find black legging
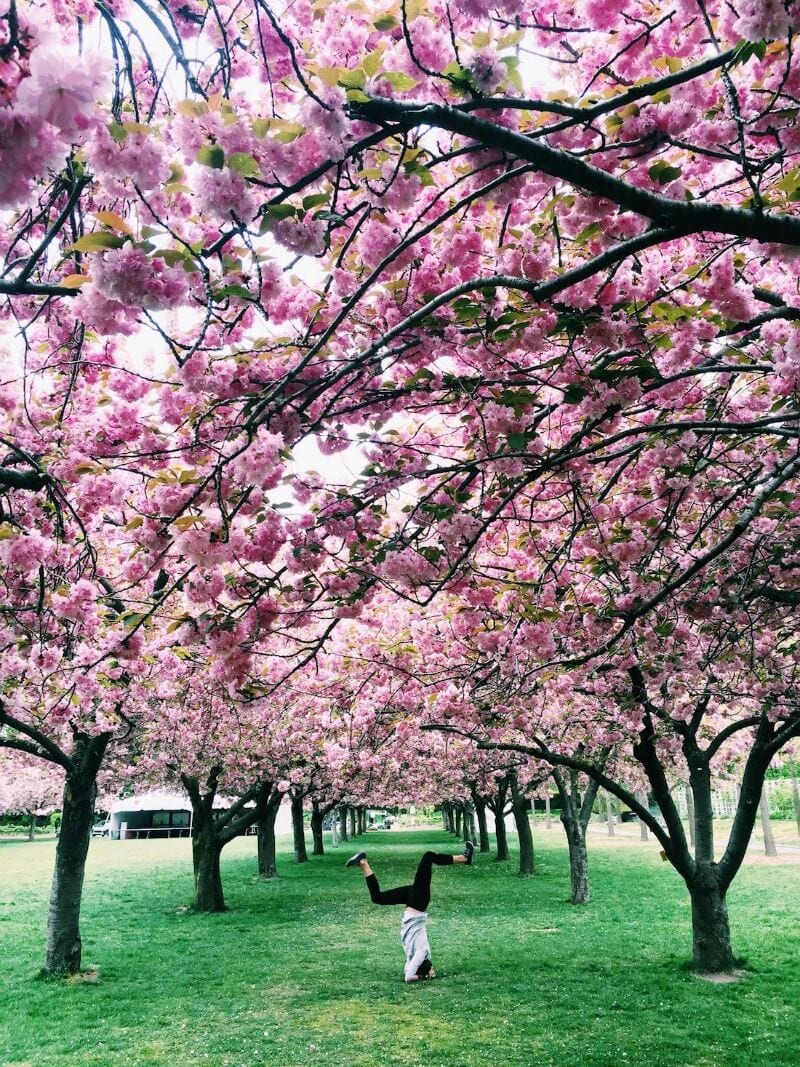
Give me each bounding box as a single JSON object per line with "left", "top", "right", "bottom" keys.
{"left": 365, "top": 851, "right": 454, "bottom": 911}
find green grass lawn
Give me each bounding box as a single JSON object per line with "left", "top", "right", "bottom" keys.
{"left": 1, "top": 828, "right": 798, "bottom": 1067}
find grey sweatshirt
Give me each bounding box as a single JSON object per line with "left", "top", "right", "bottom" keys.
{"left": 400, "top": 910, "right": 431, "bottom": 982}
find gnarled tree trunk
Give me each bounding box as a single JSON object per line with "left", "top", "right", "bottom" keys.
{"left": 258, "top": 789, "right": 282, "bottom": 878}
{"left": 43, "top": 733, "right": 110, "bottom": 976}
{"left": 291, "top": 794, "right": 308, "bottom": 863}
{"left": 192, "top": 820, "right": 225, "bottom": 913}
{"left": 184, "top": 771, "right": 263, "bottom": 910}
{"left": 311, "top": 800, "right": 334, "bottom": 856}
{"left": 471, "top": 790, "right": 490, "bottom": 853}
{"left": 553, "top": 765, "right": 602, "bottom": 906}
{"left": 687, "top": 863, "right": 734, "bottom": 972}
{"left": 510, "top": 772, "right": 535, "bottom": 876}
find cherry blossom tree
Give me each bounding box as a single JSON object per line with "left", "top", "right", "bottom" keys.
{"left": 0, "top": 751, "right": 61, "bottom": 838}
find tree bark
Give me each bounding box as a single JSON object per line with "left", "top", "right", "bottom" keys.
{"left": 494, "top": 812, "right": 509, "bottom": 861}
{"left": 454, "top": 805, "right": 462, "bottom": 838}
{"left": 184, "top": 771, "right": 263, "bottom": 909}
{"left": 43, "top": 773, "right": 95, "bottom": 973}
{"left": 441, "top": 803, "right": 450, "bottom": 832}
{"left": 192, "top": 823, "right": 225, "bottom": 912}
{"left": 338, "top": 806, "right": 348, "bottom": 842}
{"left": 29, "top": 812, "right": 36, "bottom": 841}
{"left": 292, "top": 794, "right": 308, "bottom": 863}
{"left": 348, "top": 806, "right": 356, "bottom": 839}
{"left": 688, "top": 864, "right": 735, "bottom": 973}
{"left": 759, "top": 789, "right": 778, "bottom": 857}
{"left": 463, "top": 802, "right": 477, "bottom": 843}
{"left": 257, "top": 790, "right": 282, "bottom": 879}
{"left": 510, "top": 773, "right": 535, "bottom": 876}
{"left": 311, "top": 800, "right": 332, "bottom": 856}
{"left": 472, "top": 792, "right": 490, "bottom": 853}
{"left": 553, "top": 767, "right": 600, "bottom": 905}
{"left": 43, "top": 733, "right": 110, "bottom": 976}
{"left": 489, "top": 777, "right": 511, "bottom": 861}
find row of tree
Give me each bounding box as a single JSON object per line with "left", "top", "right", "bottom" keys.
{"left": 2, "top": 0, "right": 800, "bottom": 977}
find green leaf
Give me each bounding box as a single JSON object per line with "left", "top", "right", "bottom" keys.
{"left": 271, "top": 122, "right": 306, "bottom": 143}
{"left": 374, "top": 14, "right": 399, "bottom": 30}
{"left": 775, "top": 167, "right": 800, "bottom": 194}
{"left": 507, "top": 432, "right": 529, "bottom": 451}
{"left": 215, "top": 284, "right": 254, "bottom": 301}
{"left": 302, "top": 192, "right": 329, "bottom": 210}
{"left": 153, "top": 249, "right": 190, "bottom": 266}
{"left": 108, "top": 122, "right": 127, "bottom": 145}
{"left": 262, "top": 203, "right": 298, "bottom": 220}
{"left": 574, "top": 222, "right": 603, "bottom": 244}
{"left": 196, "top": 145, "right": 225, "bottom": 169}
{"left": 66, "top": 231, "right": 127, "bottom": 253}
{"left": 228, "top": 152, "right": 260, "bottom": 177}
{"left": 562, "top": 383, "right": 588, "bottom": 404}
{"left": 649, "top": 160, "right": 682, "bottom": 184}
{"left": 346, "top": 88, "right": 372, "bottom": 104}
{"left": 338, "top": 68, "right": 366, "bottom": 90}
{"left": 730, "top": 38, "right": 767, "bottom": 66}
{"left": 380, "top": 71, "right": 419, "bottom": 92}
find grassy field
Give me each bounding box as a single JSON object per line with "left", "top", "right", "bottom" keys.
{"left": 1, "top": 828, "right": 798, "bottom": 1067}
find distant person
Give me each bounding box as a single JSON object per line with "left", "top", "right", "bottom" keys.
{"left": 345, "top": 843, "right": 474, "bottom": 982}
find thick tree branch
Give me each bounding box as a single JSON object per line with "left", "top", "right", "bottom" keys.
{"left": 349, "top": 97, "right": 800, "bottom": 244}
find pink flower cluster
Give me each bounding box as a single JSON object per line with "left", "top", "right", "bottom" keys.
{"left": 94, "top": 246, "right": 189, "bottom": 311}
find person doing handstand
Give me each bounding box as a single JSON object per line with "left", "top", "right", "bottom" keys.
{"left": 345, "top": 842, "right": 474, "bottom": 982}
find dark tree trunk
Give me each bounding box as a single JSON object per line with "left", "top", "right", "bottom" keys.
{"left": 454, "top": 805, "right": 462, "bottom": 837}
{"left": 348, "top": 806, "right": 356, "bottom": 839}
{"left": 43, "top": 733, "right": 110, "bottom": 976}
{"left": 184, "top": 771, "right": 263, "bottom": 909}
{"left": 489, "top": 777, "right": 511, "bottom": 861}
{"left": 43, "top": 766, "right": 97, "bottom": 974}
{"left": 494, "top": 812, "right": 509, "bottom": 860}
{"left": 257, "top": 790, "right": 282, "bottom": 879}
{"left": 292, "top": 795, "right": 308, "bottom": 863}
{"left": 338, "top": 807, "right": 348, "bottom": 842}
{"left": 688, "top": 864, "right": 735, "bottom": 972}
{"left": 29, "top": 812, "right": 36, "bottom": 841}
{"left": 358, "top": 807, "right": 367, "bottom": 835}
{"left": 566, "top": 824, "right": 590, "bottom": 903}
{"left": 192, "top": 823, "right": 225, "bottom": 912}
{"left": 510, "top": 773, "right": 535, "bottom": 876}
{"left": 442, "top": 802, "right": 452, "bottom": 832}
{"left": 310, "top": 802, "right": 326, "bottom": 856}
{"left": 473, "top": 793, "right": 490, "bottom": 853}
{"left": 463, "top": 803, "right": 477, "bottom": 843}
{"left": 553, "top": 767, "right": 600, "bottom": 905}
